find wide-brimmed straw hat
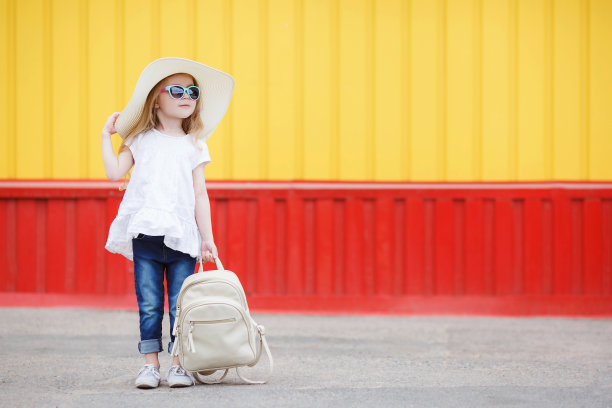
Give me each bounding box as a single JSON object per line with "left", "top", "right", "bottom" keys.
{"left": 115, "top": 57, "right": 235, "bottom": 141}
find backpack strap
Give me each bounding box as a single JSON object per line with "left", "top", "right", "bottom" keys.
{"left": 194, "top": 369, "right": 229, "bottom": 385}
{"left": 235, "top": 324, "right": 274, "bottom": 384}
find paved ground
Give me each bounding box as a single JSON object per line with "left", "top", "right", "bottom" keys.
{"left": 0, "top": 308, "right": 610, "bottom": 408}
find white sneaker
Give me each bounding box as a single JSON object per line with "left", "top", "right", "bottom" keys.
{"left": 135, "top": 364, "right": 160, "bottom": 389}
{"left": 166, "top": 365, "right": 195, "bottom": 388}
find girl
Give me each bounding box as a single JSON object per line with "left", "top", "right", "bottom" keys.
{"left": 101, "top": 57, "right": 235, "bottom": 388}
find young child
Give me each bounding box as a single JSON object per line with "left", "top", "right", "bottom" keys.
{"left": 101, "top": 57, "right": 234, "bottom": 388}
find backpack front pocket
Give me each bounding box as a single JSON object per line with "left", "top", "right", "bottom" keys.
{"left": 187, "top": 318, "right": 237, "bottom": 352}
{"left": 179, "top": 301, "right": 256, "bottom": 371}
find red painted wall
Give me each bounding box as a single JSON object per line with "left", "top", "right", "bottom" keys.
{"left": 0, "top": 180, "right": 611, "bottom": 315}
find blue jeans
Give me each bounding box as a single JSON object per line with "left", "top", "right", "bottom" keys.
{"left": 132, "top": 233, "right": 197, "bottom": 354}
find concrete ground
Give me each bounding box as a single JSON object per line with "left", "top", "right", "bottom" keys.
{"left": 0, "top": 308, "right": 610, "bottom": 408}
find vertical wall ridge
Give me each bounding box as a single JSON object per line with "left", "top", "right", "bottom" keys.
{"left": 580, "top": 0, "right": 591, "bottom": 179}
{"left": 473, "top": 0, "right": 483, "bottom": 180}
{"left": 437, "top": 0, "right": 447, "bottom": 180}
{"left": 259, "top": 0, "right": 269, "bottom": 180}
{"left": 330, "top": 0, "right": 340, "bottom": 180}
{"left": 43, "top": 0, "right": 52, "bottom": 178}
{"left": 224, "top": 0, "right": 233, "bottom": 179}
{"left": 544, "top": 0, "right": 554, "bottom": 179}
{"left": 294, "top": 0, "right": 304, "bottom": 180}
{"left": 508, "top": 0, "right": 518, "bottom": 180}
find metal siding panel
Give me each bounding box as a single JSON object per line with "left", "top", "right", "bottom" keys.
{"left": 211, "top": 198, "right": 225, "bottom": 268}
{"left": 344, "top": 198, "right": 364, "bottom": 296}
{"left": 363, "top": 199, "right": 375, "bottom": 296}
{"left": 232, "top": 0, "right": 262, "bottom": 180}
{"left": 453, "top": 199, "right": 465, "bottom": 295}
{"left": 435, "top": 199, "right": 454, "bottom": 295}
{"left": 257, "top": 198, "right": 275, "bottom": 295}
{"left": 553, "top": 195, "right": 572, "bottom": 294}
{"left": 423, "top": 199, "right": 435, "bottom": 295}
{"left": 494, "top": 199, "right": 514, "bottom": 295}
{"left": 315, "top": 198, "right": 333, "bottom": 296}
{"left": 1, "top": 181, "right": 612, "bottom": 315}
{"left": 303, "top": 0, "right": 334, "bottom": 181}
{"left": 571, "top": 199, "right": 584, "bottom": 294}
{"left": 47, "top": 199, "right": 66, "bottom": 293}
{"left": 286, "top": 196, "right": 305, "bottom": 296}
{"left": 583, "top": 198, "right": 603, "bottom": 295}
{"left": 405, "top": 198, "right": 425, "bottom": 295}
{"left": 246, "top": 200, "right": 258, "bottom": 295}
{"left": 512, "top": 199, "right": 525, "bottom": 295}
{"left": 541, "top": 199, "right": 554, "bottom": 294}
{"left": 268, "top": 0, "right": 296, "bottom": 180}
{"left": 482, "top": 198, "right": 495, "bottom": 294}
{"left": 590, "top": 0, "right": 612, "bottom": 179}
{"left": 393, "top": 199, "right": 405, "bottom": 296}
{"left": 2, "top": 2, "right": 612, "bottom": 183}
{"left": 75, "top": 199, "right": 96, "bottom": 294}
{"left": 35, "top": 200, "right": 46, "bottom": 292}
{"left": 524, "top": 199, "right": 542, "bottom": 294}
{"left": 94, "top": 199, "right": 106, "bottom": 294}
{"left": 104, "top": 197, "right": 124, "bottom": 295}
{"left": 303, "top": 199, "right": 316, "bottom": 295}
{"left": 16, "top": 199, "right": 36, "bottom": 292}
{"left": 15, "top": 0, "right": 44, "bottom": 179}
{"left": 410, "top": 0, "right": 438, "bottom": 180}
{"left": 603, "top": 200, "right": 612, "bottom": 296}
{"left": 227, "top": 199, "right": 248, "bottom": 287}
{"left": 338, "top": 0, "right": 368, "bottom": 181}
{"left": 64, "top": 199, "right": 76, "bottom": 293}
{"left": 465, "top": 199, "right": 485, "bottom": 294}
{"left": 0, "top": 200, "right": 7, "bottom": 290}
{"left": 375, "top": 197, "right": 394, "bottom": 295}
{"left": 333, "top": 199, "right": 345, "bottom": 295}
{"left": 374, "top": 0, "right": 404, "bottom": 181}
{"left": 275, "top": 199, "right": 287, "bottom": 294}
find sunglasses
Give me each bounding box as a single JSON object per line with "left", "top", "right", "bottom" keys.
{"left": 160, "top": 85, "right": 201, "bottom": 101}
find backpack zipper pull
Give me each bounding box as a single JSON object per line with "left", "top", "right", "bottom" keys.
{"left": 172, "top": 306, "right": 180, "bottom": 336}
{"left": 188, "top": 321, "right": 196, "bottom": 353}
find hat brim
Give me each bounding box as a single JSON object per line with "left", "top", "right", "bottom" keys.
{"left": 115, "top": 57, "right": 235, "bottom": 141}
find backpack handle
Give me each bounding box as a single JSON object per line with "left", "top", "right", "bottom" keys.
{"left": 198, "top": 256, "right": 224, "bottom": 273}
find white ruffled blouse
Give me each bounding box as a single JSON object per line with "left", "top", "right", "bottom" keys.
{"left": 105, "top": 127, "right": 211, "bottom": 263}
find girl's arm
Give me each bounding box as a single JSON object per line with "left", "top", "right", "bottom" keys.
{"left": 101, "top": 112, "right": 134, "bottom": 181}
{"left": 193, "top": 163, "right": 218, "bottom": 263}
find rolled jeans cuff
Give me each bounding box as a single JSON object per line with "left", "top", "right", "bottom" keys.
{"left": 168, "top": 341, "right": 176, "bottom": 355}
{"left": 138, "top": 338, "right": 163, "bottom": 354}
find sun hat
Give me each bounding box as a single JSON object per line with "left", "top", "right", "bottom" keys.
{"left": 115, "top": 57, "right": 235, "bottom": 141}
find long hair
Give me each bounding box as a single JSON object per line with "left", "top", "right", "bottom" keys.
{"left": 117, "top": 74, "right": 206, "bottom": 190}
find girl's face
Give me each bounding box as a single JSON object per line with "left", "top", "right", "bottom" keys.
{"left": 155, "top": 73, "right": 198, "bottom": 120}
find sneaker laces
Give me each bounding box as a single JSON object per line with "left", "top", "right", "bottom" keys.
{"left": 138, "top": 364, "right": 160, "bottom": 380}
{"left": 166, "top": 365, "right": 195, "bottom": 385}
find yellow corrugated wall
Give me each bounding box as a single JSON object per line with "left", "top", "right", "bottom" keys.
{"left": 1, "top": 0, "right": 611, "bottom": 181}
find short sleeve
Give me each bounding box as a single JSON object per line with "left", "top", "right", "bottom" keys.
{"left": 192, "top": 139, "right": 212, "bottom": 169}
{"left": 125, "top": 133, "right": 143, "bottom": 159}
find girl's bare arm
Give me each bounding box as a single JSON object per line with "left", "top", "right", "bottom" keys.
{"left": 101, "top": 112, "right": 134, "bottom": 181}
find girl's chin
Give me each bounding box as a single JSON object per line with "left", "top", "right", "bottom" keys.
{"left": 173, "top": 111, "right": 195, "bottom": 118}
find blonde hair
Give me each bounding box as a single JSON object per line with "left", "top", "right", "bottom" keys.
{"left": 117, "top": 74, "right": 205, "bottom": 190}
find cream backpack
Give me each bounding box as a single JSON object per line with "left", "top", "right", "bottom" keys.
{"left": 171, "top": 257, "right": 273, "bottom": 384}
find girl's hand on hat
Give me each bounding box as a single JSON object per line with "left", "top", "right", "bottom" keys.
{"left": 201, "top": 240, "right": 218, "bottom": 264}
{"left": 102, "top": 112, "right": 121, "bottom": 136}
